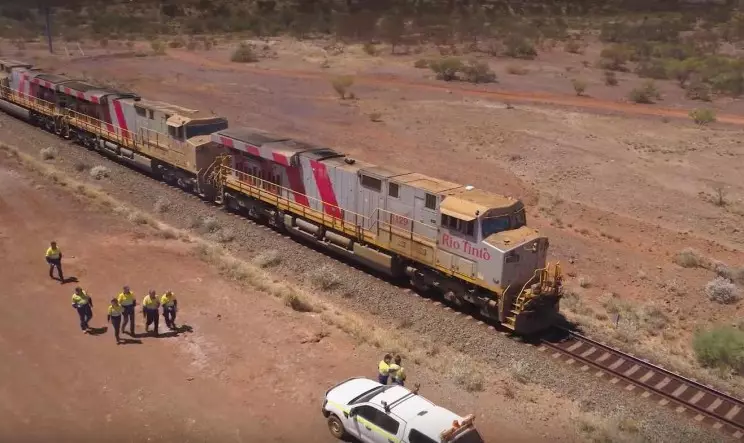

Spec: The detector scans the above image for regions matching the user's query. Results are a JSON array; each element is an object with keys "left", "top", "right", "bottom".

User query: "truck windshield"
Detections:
[
  {"left": 481, "top": 216, "right": 510, "bottom": 238},
  {"left": 185, "top": 120, "right": 228, "bottom": 139},
  {"left": 453, "top": 428, "right": 485, "bottom": 443}
]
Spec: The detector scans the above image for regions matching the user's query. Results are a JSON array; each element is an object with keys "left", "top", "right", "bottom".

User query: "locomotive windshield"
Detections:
[
  {"left": 481, "top": 208, "right": 527, "bottom": 238},
  {"left": 185, "top": 119, "right": 228, "bottom": 138}
]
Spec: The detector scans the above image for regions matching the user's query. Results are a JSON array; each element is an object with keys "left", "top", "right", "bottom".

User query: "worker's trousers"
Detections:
[
  {"left": 46, "top": 257, "right": 63, "bottom": 280},
  {"left": 121, "top": 305, "right": 135, "bottom": 335},
  {"left": 76, "top": 305, "right": 92, "bottom": 331},
  {"left": 145, "top": 309, "right": 159, "bottom": 334},
  {"left": 111, "top": 315, "right": 121, "bottom": 342},
  {"left": 162, "top": 306, "right": 177, "bottom": 329}
]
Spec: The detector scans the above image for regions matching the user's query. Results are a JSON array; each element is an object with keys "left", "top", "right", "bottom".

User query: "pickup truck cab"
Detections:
[{"left": 322, "top": 377, "right": 484, "bottom": 443}]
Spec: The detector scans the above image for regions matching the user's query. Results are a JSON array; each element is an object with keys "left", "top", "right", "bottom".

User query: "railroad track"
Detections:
[{"left": 540, "top": 330, "right": 744, "bottom": 439}]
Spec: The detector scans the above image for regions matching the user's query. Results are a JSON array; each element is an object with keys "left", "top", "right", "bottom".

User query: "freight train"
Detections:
[{"left": 0, "top": 58, "right": 563, "bottom": 335}]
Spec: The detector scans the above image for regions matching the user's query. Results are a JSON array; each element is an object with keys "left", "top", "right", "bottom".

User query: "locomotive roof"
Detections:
[
  {"left": 62, "top": 81, "right": 99, "bottom": 93},
  {"left": 0, "top": 59, "right": 32, "bottom": 68},
  {"left": 135, "top": 99, "right": 201, "bottom": 116},
  {"left": 34, "top": 73, "right": 73, "bottom": 85},
  {"left": 394, "top": 172, "right": 462, "bottom": 194},
  {"left": 217, "top": 128, "right": 288, "bottom": 146}
]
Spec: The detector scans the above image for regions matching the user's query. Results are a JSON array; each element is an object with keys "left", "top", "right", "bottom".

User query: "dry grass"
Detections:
[
  {"left": 253, "top": 250, "right": 281, "bottom": 268},
  {"left": 201, "top": 216, "right": 221, "bottom": 233},
  {"left": 308, "top": 265, "right": 342, "bottom": 291},
  {"left": 447, "top": 354, "right": 486, "bottom": 392},
  {"left": 284, "top": 290, "right": 317, "bottom": 313},
  {"left": 214, "top": 228, "right": 235, "bottom": 243},
  {"left": 705, "top": 277, "right": 741, "bottom": 305},
  {"left": 330, "top": 75, "right": 355, "bottom": 100},
  {"left": 40, "top": 147, "right": 58, "bottom": 160},
  {"left": 153, "top": 196, "right": 171, "bottom": 213},
  {"left": 89, "top": 165, "right": 110, "bottom": 180},
  {"left": 674, "top": 247, "right": 707, "bottom": 268},
  {"left": 506, "top": 65, "right": 529, "bottom": 75},
  {"left": 73, "top": 160, "right": 90, "bottom": 172}
]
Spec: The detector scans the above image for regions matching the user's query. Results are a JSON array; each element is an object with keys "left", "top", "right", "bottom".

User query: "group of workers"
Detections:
[
  {"left": 378, "top": 353, "right": 407, "bottom": 386},
  {"left": 48, "top": 241, "right": 179, "bottom": 344}
]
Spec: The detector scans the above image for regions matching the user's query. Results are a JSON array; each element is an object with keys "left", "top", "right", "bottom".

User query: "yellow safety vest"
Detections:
[
  {"left": 394, "top": 366, "right": 406, "bottom": 382},
  {"left": 160, "top": 293, "right": 176, "bottom": 308},
  {"left": 72, "top": 291, "right": 90, "bottom": 306},
  {"left": 378, "top": 361, "right": 390, "bottom": 376},
  {"left": 46, "top": 247, "right": 61, "bottom": 259},
  {"left": 118, "top": 292, "right": 135, "bottom": 307},
  {"left": 108, "top": 305, "right": 123, "bottom": 317},
  {"left": 143, "top": 295, "right": 160, "bottom": 310}
]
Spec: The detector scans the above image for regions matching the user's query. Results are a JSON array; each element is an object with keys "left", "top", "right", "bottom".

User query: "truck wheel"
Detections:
[{"left": 327, "top": 415, "right": 348, "bottom": 439}]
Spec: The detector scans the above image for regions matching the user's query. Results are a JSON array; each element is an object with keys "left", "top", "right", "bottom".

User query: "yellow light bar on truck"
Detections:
[{"left": 440, "top": 414, "right": 476, "bottom": 441}]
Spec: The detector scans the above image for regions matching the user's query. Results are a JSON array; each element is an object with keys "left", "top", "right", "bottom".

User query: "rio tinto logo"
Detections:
[{"left": 441, "top": 233, "right": 492, "bottom": 261}]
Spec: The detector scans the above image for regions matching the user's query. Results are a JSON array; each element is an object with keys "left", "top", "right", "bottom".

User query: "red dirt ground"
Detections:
[{"left": 0, "top": 152, "right": 572, "bottom": 441}]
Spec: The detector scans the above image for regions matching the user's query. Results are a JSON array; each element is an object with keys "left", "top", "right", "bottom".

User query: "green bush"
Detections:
[
  {"left": 461, "top": 60, "right": 497, "bottom": 83},
  {"left": 413, "top": 59, "right": 430, "bottom": 69},
  {"left": 429, "top": 58, "right": 464, "bottom": 81},
  {"left": 635, "top": 59, "right": 669, "bottom": 80},
  {"left": 629, "top": 80, "right": 661, "bottom": 104},
  {"left": 685, "top": 78, "right": 712, "bottom": 101},
  {"left": 330, "top": 75, "right": 355, "bottom": 99},
  {"left": 571, "top": 78, "right": 587, "bottom": 96},
  {"left": 709, "top": 70, "right": 744, "bottom": 97},
  {"left": 150, "top": 40, "right": 166, "bottom": 55},
  {"left": 693, "top": 326, "right": 744, "bottom": 373},
  {"left": 504, "top": 36, "right": 537, "bottom": 60},
  {"left": 690, "top": 108, "right": 717, "bottom": 125},
  {"left": 599, "top": 45, "right": 630, "bottom": 71}
]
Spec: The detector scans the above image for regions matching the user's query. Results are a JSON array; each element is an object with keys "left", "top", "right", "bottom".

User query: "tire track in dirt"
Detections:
[{"left": 167, "top": 50, "right": 744, "bottom": 126}]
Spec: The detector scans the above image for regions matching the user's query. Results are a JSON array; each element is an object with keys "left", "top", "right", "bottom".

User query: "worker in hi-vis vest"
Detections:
[
  {"left": 117, "top": 286, "right": 136, "bottom": 336},
  {"left": 71, "top": 287, "right": 93, "bottom": 333},
  {"left": 142, "top": 290, "right": 160, "bottom": 336},
  {"left": 45, "top": 241, "right": 63, "bottom": 282}
]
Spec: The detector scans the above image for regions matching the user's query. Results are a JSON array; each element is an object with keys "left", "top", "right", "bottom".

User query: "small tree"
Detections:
[
  {"left": 603, "top": 70, "right": 618, "bottom": 86},
  {"left": 504, "top": 36, "right": 537, "bottom": 60},
  {"left": 572, "top": 78, "right": 587, "bottom": 96},
  {"left": 629, "top": 80, "right": 661, "bottom": 104},
  {"left": 598, "top": 45, "right": 630, "bottom": 71},
  {"left": 693, "top": 326, "right": 744, "bottom": 373},
  {"left": 330, "top": 75, "right": 354, "bottom": 99},
  {"left": 685, "top": 77, "right": 712, "bottom": 101},
  {"left": 689, "top": 108, "right": 716, "bottom": 125},
  {"left": 461, "top": 60, "right": 497, "bottom": 83},
  {"left": 380, "top": 14, "right": 405, "bottom": 55}
]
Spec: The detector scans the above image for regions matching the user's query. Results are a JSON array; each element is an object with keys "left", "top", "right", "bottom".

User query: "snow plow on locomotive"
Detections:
[{"left": 0, "top": 59, "right": 563, "bottom": 335}]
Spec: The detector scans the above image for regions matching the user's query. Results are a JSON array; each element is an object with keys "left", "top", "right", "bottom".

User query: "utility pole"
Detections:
[{"left": 44, "top": 5, "right": 53, "bottom": 54}]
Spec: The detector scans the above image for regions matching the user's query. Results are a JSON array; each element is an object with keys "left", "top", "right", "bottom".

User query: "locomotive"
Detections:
[{"left": 0, "top": 59, "right": 562, "bottom": 335}]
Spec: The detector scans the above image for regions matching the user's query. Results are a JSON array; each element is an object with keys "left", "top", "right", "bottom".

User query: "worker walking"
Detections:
[
  {"left": 378, "top": 354, "right": 395, "bottom": 385},
  {"left": 45, "top": 241, "right": 63, "bottom": 282},
  {"left": 117, "top": 286, "right": 136, "bottom": 336},
  {"left": 390, "top": 355, "right": 406, "bottom": 387},
  {"left": 160, "top": 290, "right": 178, "bottom": 330},
  {"left": 71, "top": 287, "right": 93, "bottom": 333},
  {"left": 142, "top": 290, "right": 160, "bottom": 336},
  {"left": 108, "top": 298, "right": 124, "bottom": 344}
]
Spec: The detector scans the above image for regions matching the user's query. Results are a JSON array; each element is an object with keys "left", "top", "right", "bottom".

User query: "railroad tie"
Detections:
[
  {"left": 671, "top": 385, "right": 688, "bottom": 398},
  {"left": 725, "top": 405, "right": 742, "bottom": 421},
  {"left": 596, "top": 352, "right": 612, "bottom": 363},
  {"left": 688, "top": 391, "right": 705, "bottom": 405},
  {"left": 567, "top": 341, "right": 583, "bottom": 352},
  {"left": 608, "top": 358, "right": 625, "bottom": 371},
  {"left": 706, "top": 398, "right": 723, "bottom": 413},
  {"left": 639, "top": 370, "right": 655, "bottom": 383},
  {"left": 623, "top": 364, "right": 640, "bottom": 377},
  {"left": 654, "top": 377, "right": 671, "bottom": 390},
  {"left": 580, "top": 347, "right": 597, "bottom": 358}
]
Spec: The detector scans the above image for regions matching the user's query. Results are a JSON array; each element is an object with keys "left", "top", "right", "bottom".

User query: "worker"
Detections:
[
  {"left": 107, "top": 298, "right": 124, "bottom": 344},
  {"left": 160, "top": 290, "right": 178, "bottom": 330},
  {"left": 142, "top": 290, "right": 160, "bottom": 336},
  {"left": 117, "top": 286, "right": 136, "bottom": 336},
  {"left": 71, "top": 286, "right": 93, "bottom": 333},
  {"left": 378, "top": 353, "right": 394, "bottom": 385},
  {"left": 45, "top": 241, "right": 63, "bottom": 281},
  {"left": 391, "top": 355, "right": 406, "bottom": 386}
]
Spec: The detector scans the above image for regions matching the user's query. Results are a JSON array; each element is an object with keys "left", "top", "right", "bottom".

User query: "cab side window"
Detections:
[
  {"left": 355, "top": 406, "right": 400, "bottom": 435},
  {"left": 409, "top": 429, "right": 437, "bottom": 443}
]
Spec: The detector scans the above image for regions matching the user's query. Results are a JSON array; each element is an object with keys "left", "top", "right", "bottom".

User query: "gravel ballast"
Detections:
[{"left": 0, "top": 113, "right": 724, "bottom": 442}]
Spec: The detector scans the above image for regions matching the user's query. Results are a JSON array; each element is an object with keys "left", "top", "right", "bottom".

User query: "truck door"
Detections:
[{"left": 351, "top": 405, "right": 401, "bottom": 443}]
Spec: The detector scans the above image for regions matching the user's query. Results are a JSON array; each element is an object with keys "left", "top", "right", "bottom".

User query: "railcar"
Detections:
[
  {"left": 208, "top": 128, "right": 563, "bottom": 334},
  {"left": 0, "top": 60, "right": 563, "bottom": 335}
]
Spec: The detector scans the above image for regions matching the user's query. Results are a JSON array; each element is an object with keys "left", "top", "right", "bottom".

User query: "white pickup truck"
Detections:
[{"left": 322, "top": 377, "right": 485, "bottom": 443}]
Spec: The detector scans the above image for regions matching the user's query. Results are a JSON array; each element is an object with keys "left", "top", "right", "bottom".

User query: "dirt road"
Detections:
[{"left": 0, "top": 151, "right": 562, "bottom": 442}]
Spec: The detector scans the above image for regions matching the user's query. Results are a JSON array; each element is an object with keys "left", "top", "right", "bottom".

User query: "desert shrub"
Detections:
[
  {"left": 89, "top": 166, "right": 110, "bottom": 180},
  {"left": 429, "top": 58, "right": 464, "bottom": 81},
  {"left": 503, "top": 36, "right": 537, "bottom": 60},
  {"left": 628, "top": 80, "right": 661, "bottom": 104},
  {"left": 709, "top": 70, "right": 744, "bottom": 97},
  {"left": 675, "top": 248, "right": 707, "bottom": 268},
  {"left": 150, "top": 40, "right": 166, "bottom": 55},
  {"left": 284, "top": 290, "right": 315, "bottom": 313},
  {"left": 153, "top": 197, "right": 171, "bottom": 213},
  {"left": 330, "top": 75, "right": 355, "bottom": 99},
  {"left": 309, "top": 266, "right": 342, "bottom": 291},
  {"left": 73, "top": 161, "right": 90, "bottom": 172},
  {"left": 603, "top": 70, "right": 618, "bottom": 86},
  {"left": 598, "top": 45, "right": 630, "bottom": 71},
  {"left": 369, "top": 112, "right": 383, "bottom": 122},
  {"left": 201, "top": 216, "right": 220, "bottom": 233},
  {"left": 40, "top": 146, "right": 58, "bottom": 160},
  {"left": 253, "top": 250, "right": 281, "bottom": 268},
  {"left": 231, "top": 42, "right": 258, "bottom": 63},
  {"left": 564, "top": 39, "right": 583, "bottom": 54},
  {"left": 689, "top": 108, "right": 716, "bottom": 125},
  {"left": 215, "top": 228, "right": 235, "bottom": 243},
  {"left": 705, "top": 277, "right": 740, "bottom": 304},
  {"left": 635, "top": 59, "right": 669, "bottom": 79},
  {"left": 693, "top": 326, "right": 744, "bottom": 373},
  {"left": 168, "top": 37, "right": 185, "bottom": 48},
  {"left": 413, "top": 58, "right": 430, "bottom": 68},
  {"left": 571, "top": 78, "right": 587, "bottom": 96},
  {"left": 461, "top": 60, "right": 497, "bottom": 83},
  {"left": 448, "top": 355, "right": 485, "bottom": 392},
  {"left": 362, "top": 42, "right": 377, "bottom": 55},
  {"left": 685, "top": 78, "right": 712, "bottom": 101},
  {"left": 186, "top": 40, "right": 198, "bottom": 51},
  {"left": 578, "top": 276, "right": 591, "bottom": 288},
  {"left": 506, "top": 65, "right": 529, "bottom": 75}
]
